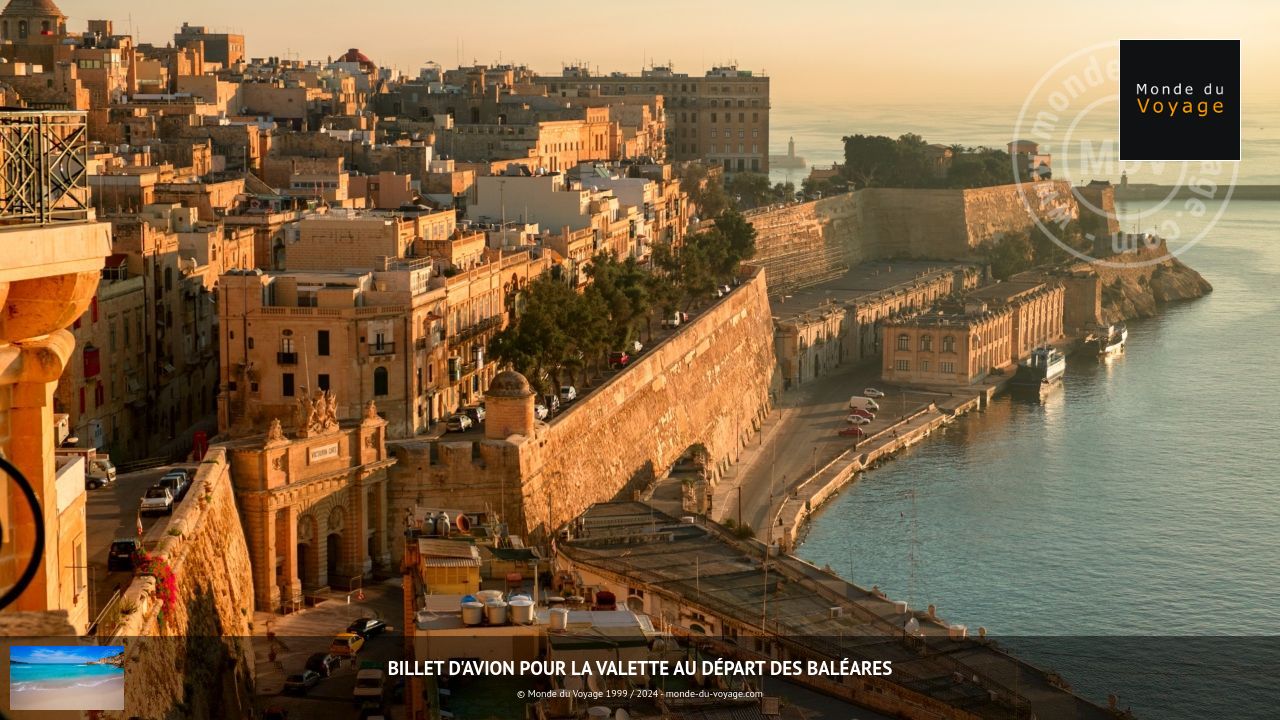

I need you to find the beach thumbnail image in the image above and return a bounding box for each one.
[8,645,125,711]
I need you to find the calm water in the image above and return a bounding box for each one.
[795,198,1280,717]
[10,662,123,687]
[769,100,1280,187]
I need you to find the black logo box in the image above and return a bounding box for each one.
[1119,39,1240,161]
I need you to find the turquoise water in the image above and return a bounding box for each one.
[795,199,1280,717]
[10,662,124,687]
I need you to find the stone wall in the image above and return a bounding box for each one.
[520,268,775,537]
[745,182,1080,295]
[388,269,777,552]
[106,448,256,719]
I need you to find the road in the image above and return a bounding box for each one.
[83,463,197,626]
[713,360,948,536]
[253,579,407,719]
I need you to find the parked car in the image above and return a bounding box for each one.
[845,414,871,426]
[608,351,631,369]
[353,668,386,702]
[559,386,578,403]
[720,284,732,294]
[347,617,387,638]
[139,485,174,515]
[863,387,886,398]
[534,404,550,421]
[839,425,866,438]
[680,311,690,323]
[445,414,473,433]
[848,396,880,412]
[661,312,682,329]
[158,471,189,501]
[632,340,644,354]
[462,405,486,424]
[541,394,561,415]
[107,538,142,572]
[283,670,321,695]
[305,652,341,677]
[849,407,875,420]
[329,632,365,656]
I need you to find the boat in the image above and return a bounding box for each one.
[1094,323,1128,356]
[1011,346,1066,389]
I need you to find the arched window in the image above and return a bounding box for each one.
[373,366,389,396]
[896,334,910,351]
[919,334,933,352]
[942,335,956,353]
[18,20,28,39]
[3,22,9,40]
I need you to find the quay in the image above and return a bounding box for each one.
[558,502,1125,720]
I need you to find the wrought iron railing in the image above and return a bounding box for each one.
[0,111,91,225]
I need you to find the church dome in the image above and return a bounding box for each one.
[487,370,534,398]
[337,48,376,73]
[1,0,64,17]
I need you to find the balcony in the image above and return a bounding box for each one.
[368,342,395,356]
[1,111,92,226]
[277,351,298,365]
[452,316,502,344]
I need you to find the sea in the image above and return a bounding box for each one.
[783,104,1280,718]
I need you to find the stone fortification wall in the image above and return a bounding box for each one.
[388,269,777,551]
[746,182,1081,294]
[106,448,256,719]
[519,269,776,538]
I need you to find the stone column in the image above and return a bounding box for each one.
[247,499,278,612]
[344,475,371,581]
[277,504,302,607]
[374,479,390,569]
[4,333,75,615]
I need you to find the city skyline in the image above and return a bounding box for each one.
[56,0,1280,105]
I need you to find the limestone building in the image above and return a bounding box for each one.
[539,65,770,174]
[0,110,110,633]
[227,396,394,612]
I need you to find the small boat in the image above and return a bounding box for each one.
[1094,323,1128,356]
[1012,346,1066,390]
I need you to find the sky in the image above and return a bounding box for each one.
[53,0,1280,107]
[10,645,123,664]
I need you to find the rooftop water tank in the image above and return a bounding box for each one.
[509,597,535,625]
[894,601,909,614]
[476,589,504,604]
[948,624,967,639]
[461,601,484,626]
[435,512,451,537]
[485,600,508,625]
[549,607,569,632]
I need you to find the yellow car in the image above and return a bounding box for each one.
[329,632,365,656]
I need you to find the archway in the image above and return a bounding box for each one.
[297,544,311,588]
[326,533,342,584]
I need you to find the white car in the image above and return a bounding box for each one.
[445,414,473,432]
[559,385,578,403]
[534,404,549,421]
[845,414,871,426]
[863,388,886,398]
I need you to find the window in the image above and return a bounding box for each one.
[280,337,295,353]
[317,330,330,356]
[373,366,389,396]
[942,335,956,353]
[941,361,956,374]
[282,373,295,397]
[897,334,910,351]
[90,297,99,323]
[95,384,105,407]
[78,387,85,413]
[920,335,933,351]
[920,360,930,372]
[317,374,330,392]
[895,359,910,371]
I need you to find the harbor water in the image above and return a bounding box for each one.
[794,195,1280,718]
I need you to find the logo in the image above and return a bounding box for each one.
[1013,42,1238,267]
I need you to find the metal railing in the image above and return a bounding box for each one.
[0,111,91,225]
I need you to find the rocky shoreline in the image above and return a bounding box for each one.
[1100,255,1213,324]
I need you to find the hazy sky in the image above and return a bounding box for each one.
[55,0,1280,107]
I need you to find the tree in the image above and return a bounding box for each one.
[726,172,771,210]
[679,162,729,218]
[841,134,900,189]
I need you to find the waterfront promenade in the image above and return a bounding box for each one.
[711,358,992,547]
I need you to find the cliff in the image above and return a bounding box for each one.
[1090,244,1213,324]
